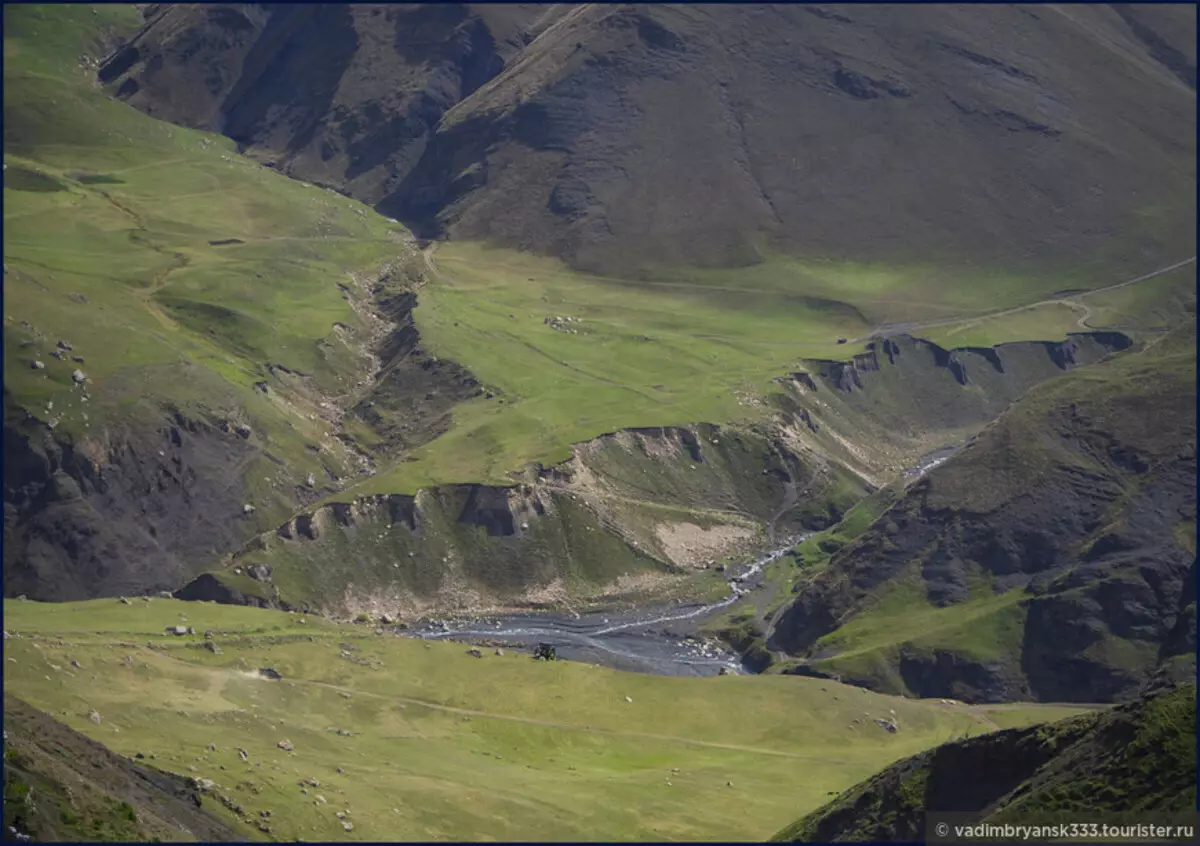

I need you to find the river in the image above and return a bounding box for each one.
[406,442,966,677]
[408,543,799,677]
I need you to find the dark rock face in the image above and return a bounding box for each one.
[772,335,1196,703]
[458,485,517,537]
[3,408,260,601]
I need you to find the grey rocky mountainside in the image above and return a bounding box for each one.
[100,3,1195,274]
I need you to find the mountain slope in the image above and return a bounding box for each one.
[4,694,244,842]
[102,4,1197,275]
[772,683,1197,843]
[770,323,1198,702]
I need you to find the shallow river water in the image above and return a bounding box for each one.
[406,442,966,677]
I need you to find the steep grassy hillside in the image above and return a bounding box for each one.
[774,683,1197,843]
[4,694,244,842]
[3,5,455,600]
[2,597,1088,842]
[771,324,1198,702]
[102,5,1196,278]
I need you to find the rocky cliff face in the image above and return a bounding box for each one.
[773,332,1134,486]
[771,327,1197,703]
[172,420,840,616]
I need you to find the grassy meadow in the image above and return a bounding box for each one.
[3,598,1093,842]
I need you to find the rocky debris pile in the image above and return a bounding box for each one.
[543,315,585,334]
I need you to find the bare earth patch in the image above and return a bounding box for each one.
[654,522,756,568]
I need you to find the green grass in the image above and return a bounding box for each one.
[3,597,1077,842]
[351,237,1196,498]
[4,5,411,506]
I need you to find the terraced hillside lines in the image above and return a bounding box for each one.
[2,598,1090,842]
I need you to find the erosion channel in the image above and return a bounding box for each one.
[406,446,964,677]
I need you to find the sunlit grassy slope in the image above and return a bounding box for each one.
[350,239,1194,495]
[3,598,1091,842]
[4,5,410,501]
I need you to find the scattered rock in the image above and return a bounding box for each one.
[234,423,252,439]
[242,503,256,515]
[315,795,327,805]
[204,641,221,654]
[624,696,633,703]
[118,596,131,605]
[238,749,249,761]
[342,822,354,832]
[305,473,316,487]
[466,648,483,658]
[278,739,294,752]
[30,360,44,370]
[70,659,83,670]
[71,369,87,383]
[165,625,189,636]
[57,340,72,351]
[494,648,504,656]
[258,667,283,680]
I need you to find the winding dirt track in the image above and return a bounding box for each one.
[854,255,1196,343]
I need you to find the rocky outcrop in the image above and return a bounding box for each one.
[771,331,1195,703]
[178,420,836,615]
[3,406,262,601]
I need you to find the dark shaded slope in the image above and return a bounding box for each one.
[103,4,1196,274]
[772,683,1197,843]
[771,324,1197,703]
[100,3,566,205]
[3,695,242,842]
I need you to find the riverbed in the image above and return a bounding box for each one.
[407,441,967,677]
[408,544,799,677]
